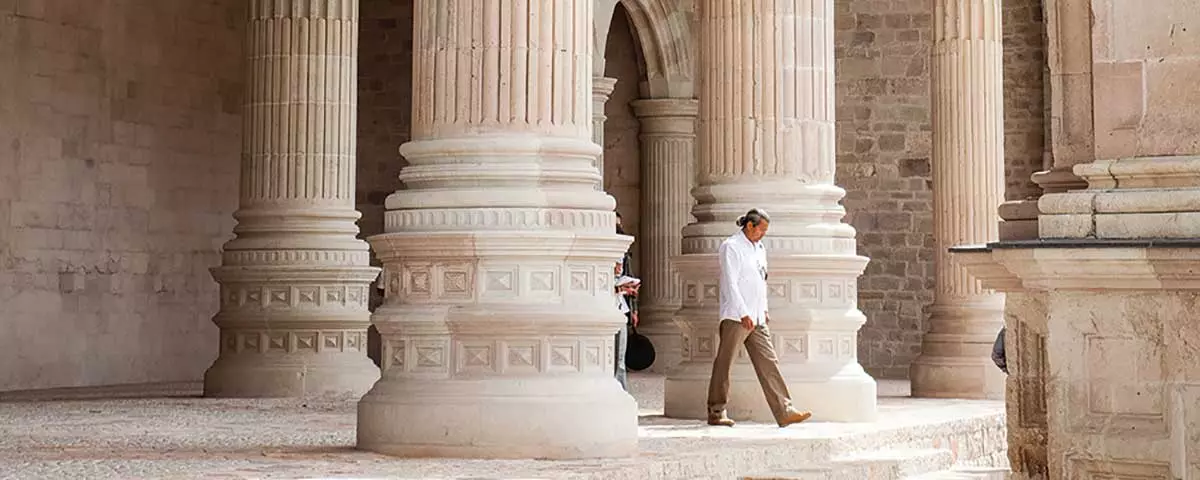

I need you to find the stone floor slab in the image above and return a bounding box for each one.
[0,374,1005,479]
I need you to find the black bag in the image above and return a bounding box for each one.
[625,326,655,371]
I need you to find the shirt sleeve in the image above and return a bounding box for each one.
[719,242,752,320]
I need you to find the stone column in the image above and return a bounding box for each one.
[909,0,1007,400]
[663,0,877,423]
[203,0,380,398]
[630,98,697,372]
[593,76,618,189]
[997,0,1092,241]
[357,0,636,459]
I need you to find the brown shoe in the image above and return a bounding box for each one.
[777,409,812,427]
[707,412,735,427]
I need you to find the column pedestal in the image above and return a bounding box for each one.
[630,98,697,373]
[663,0,876,423]
[357,0,636,459]
[204,0,380,399]
[910,0,1006,400]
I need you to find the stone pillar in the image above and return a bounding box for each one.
[910,0,1007,400]
[664,0,876,423]
[203,0,380,398]
[998,0,1092,241]
[357,0,636,459]
[630,98,697,372]
[593,76,618,189]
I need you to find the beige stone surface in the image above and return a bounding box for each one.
[0,374,1008,479]
[973,248,1200,480]
[666,0,877,424]
[202,0,381,399]
[0,0,242,391]
[631,98,697,373]
[910,0,1007,401]
[834,0,1046,379]
[360,0,637,459]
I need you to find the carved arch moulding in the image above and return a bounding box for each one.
[594,0,695,98]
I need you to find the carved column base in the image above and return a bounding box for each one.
[664,253,877,423]
[359,229,637,459]
[359,376,634,459]
[204,265,381,398]
[910,300,1007,400]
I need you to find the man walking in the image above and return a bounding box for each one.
[707,208,812,428]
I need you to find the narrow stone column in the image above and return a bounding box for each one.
[910,0,1007,399]
[664,0,877,423]
[593,76,618,189]
[630,98,697,372]
[204,0,380,398]
[357,0,636,459]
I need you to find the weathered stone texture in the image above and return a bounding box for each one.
[1003,0,1047,201]
[835,0,937,380]
[356,1,413,242]
[836,0,1045,379]
[0,0,243,390]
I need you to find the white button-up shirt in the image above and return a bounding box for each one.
[718,231,769,326]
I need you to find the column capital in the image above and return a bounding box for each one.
[592,76,618,98]
[630,98,698,135]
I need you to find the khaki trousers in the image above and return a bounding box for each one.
[707,319,793,422]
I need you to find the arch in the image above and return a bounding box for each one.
[594,0,694,98]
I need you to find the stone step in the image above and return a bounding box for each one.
[905,466,1012,480]
[741,448,956,480]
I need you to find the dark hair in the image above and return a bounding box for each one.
[736,208,770,228]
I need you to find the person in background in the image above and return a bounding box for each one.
[613,211,638,390]
[706,208,812,428]
[992,327,1008,374]
[614,261,639,390]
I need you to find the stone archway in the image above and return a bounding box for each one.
[594,0,694,99]
[595,0,698,373]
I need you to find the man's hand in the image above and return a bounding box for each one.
[631,311,639,327]
[740,315,754,331]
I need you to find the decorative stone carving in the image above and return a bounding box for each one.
[203,0,380,399]
[910,0,1007,401]
[357,0,636,459]
[629,98,698,372]
[663,0,876,423]
[962,246,1200,480]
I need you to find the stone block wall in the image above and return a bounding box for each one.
[356,0,414,243]
[0,0,243,391]
[834,0,938,380]
[835,0,1045,379]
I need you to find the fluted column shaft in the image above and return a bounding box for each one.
[664,0,877,423]
[631,98,697,372]
[358,0,636,459]
[593,76,618,189]
[911,0,1007,400]
[204,0,380,399]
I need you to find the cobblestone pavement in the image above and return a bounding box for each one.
[0,374,1004,479]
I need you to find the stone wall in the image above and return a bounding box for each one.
[834,0,937,380]
[0,0,243,391]
[356,1,414,243]
[1004,0,1047,201]
[835,0,1045,379]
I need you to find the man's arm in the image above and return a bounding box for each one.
[719,242,752,320]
